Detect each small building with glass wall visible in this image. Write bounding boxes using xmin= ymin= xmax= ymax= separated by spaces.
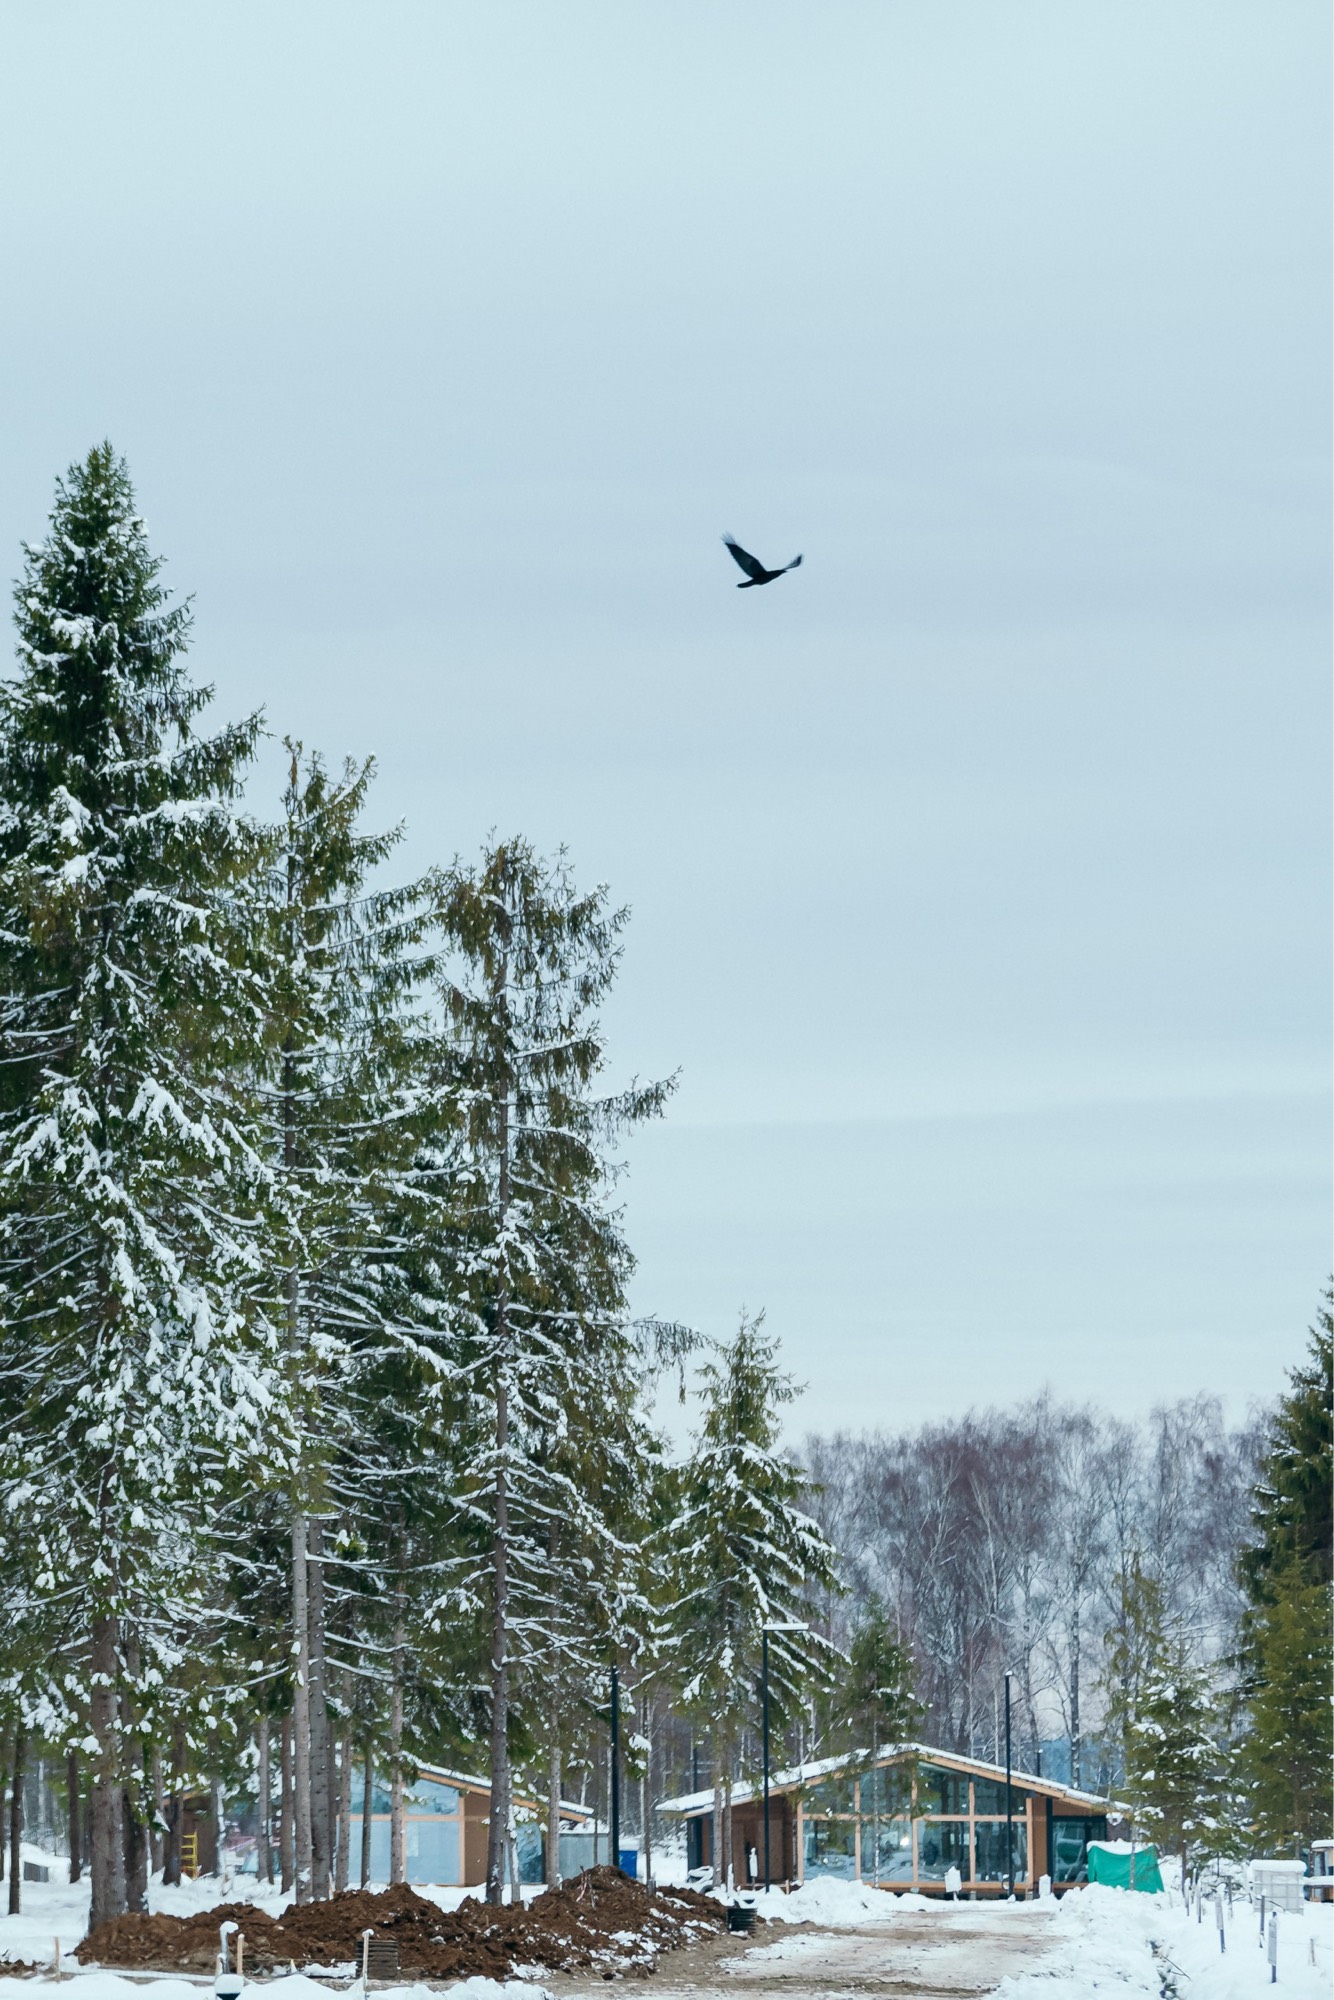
xmin=349 ymin=1763 xmax=593 ymax=1887
xmin=661 ymin=1743 xmax=1110 ymax=1897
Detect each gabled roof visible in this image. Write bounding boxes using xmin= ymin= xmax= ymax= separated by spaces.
xmin=408 ymin=1758 xmax=591 ymax=1820
xmin=657 ymin=1741 xmax=1110 ymax=1816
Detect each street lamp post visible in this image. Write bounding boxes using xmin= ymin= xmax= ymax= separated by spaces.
xmin=762 ymin=1629 xmax=771 ymax=1892
xmin=610 ymin=1662 xmax=621 ymax=1875
xmin=1004 ymin=1671 xmax=1014 ymax=1900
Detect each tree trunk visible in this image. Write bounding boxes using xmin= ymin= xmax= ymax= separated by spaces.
xmin=161 ymin=1721 xmax=185 ymax=1888
xmin=67 ymin=1751 xmax=82 ymax=1885
xmin=711 ymin=1776 xmax=722 ymax=1891
xmin=360 ymin=1746 xmax=373 ymax=1888
xmin=308 ymin=1515 xmax=332 ymax=1899
xmin=485 ymin=955 xmax=513 ymax=1908
xmin=284 ymin=987 xmax=313 ymax=1906
xmin=280 ymin=1717 xmax=294 ymax=1892
xmin=291 ymin=1510 xmax=314 ymax=1901
xmin=335 ymin=1689 xmax=352 ymax=1893
xmin=389 ymin=1586 xmax=406 ymax=1885
xmin=257 ymin=1719 xmax=272 ymax=1885
xmin=89 ymin=1612 xmax=127 ymax=1930
xmin=723 ymin=1772 xmax=733 ymax=1892
xmin=546 ymin=1726 xmax=562 ymax=1888
xmin=8 ymin=1724 xmax=24 ymax=1916
xmin=149 ymin=1743 xmax=164 ymax=1876
xmin=121 ymin=1630 xmax=148 ymax=1913
xmin=639 ymin=1694 xmax=652 ymax=1887
xmin=1069 ymin=1604 xmax=1082 ymax=1791
xmin=485 ymin=1370 xmax=511 ymax=1904
xmin=123 ymin=1771 xmax=148 ymax=1912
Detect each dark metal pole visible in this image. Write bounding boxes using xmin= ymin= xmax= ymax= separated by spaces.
xmin=610 ymin=1663 xmax=621 ymax=1874
xmin=1004 ymin=1672 xmax=1014 ymax=1899
xmin=762 ymin=1629 xmax=771 ymax=1893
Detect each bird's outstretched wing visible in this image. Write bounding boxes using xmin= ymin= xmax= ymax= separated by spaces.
xmin=723 ymin=534 xmax=766 ymax=582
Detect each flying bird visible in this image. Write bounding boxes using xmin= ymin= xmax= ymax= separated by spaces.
xmin=722 ymin=534 xmax=803 ymax=588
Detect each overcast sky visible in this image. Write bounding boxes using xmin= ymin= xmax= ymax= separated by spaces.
xmin=1 ymin=3 xmax=1328 ymax=1440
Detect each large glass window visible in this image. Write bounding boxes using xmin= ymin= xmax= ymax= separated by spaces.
xmin=973 ymin=1779 xmax=1026 ymax=1816
xmin=804 ymin=1818 xmax=857 ymax=1878
xmin=408 ymin=1779 xmax=461 ymax=1815
xmin=916 ymin=1764 xmax=969 ymax=1816
xmin=807 ymin=1775 xmax=856 ymax=1815
xmin=349 ymin=1775 xmax=461 ymax=1816
xmin=974 ymin=1821 xmax=1028 ymax=1883
xmin=916 ymin=1820 xmax=969 ymax=1878
xmin=860 ymin=1766 xmax=913 ymax=1817
xmin=1052 ymin=1817 xmax=1106 ymax=1884
xmin=516 ymin=1822 xmax=544 ymax=1884
xmin=859 ymin=1819 xmax=914 ymax=1881
xmin=349 ymin=1778 xmax=396 ymax=1815
xmin=406 ymin=1817 xmax=461 ymax=1883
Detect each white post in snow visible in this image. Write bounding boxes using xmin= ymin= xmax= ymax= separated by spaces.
xmin=1267 ymin=1909 xmax=1278 ymax=1984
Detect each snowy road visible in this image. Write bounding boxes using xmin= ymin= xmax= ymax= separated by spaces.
xmin=565 ymin=1907 xmax=1059 ymax=1999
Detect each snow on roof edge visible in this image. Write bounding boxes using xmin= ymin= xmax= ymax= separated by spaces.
xmin=408 ymin=1755 xmax=590 ymax=1819
xmin=656 ymin=1741 xmax=1111 ymax=1816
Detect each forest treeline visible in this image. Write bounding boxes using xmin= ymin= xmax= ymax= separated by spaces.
xmin=804 ymin=1393 xmax=1261 ymax=1789
xmin=0 ymin=449 xmax=1327 ymax=1935
xmin=805 ymin=1346 xmax=1334 ymax=1856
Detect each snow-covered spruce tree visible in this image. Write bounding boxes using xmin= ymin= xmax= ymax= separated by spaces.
xmin=252 ymin=742 xmax=436 ymax=1899
xmin=1121 ymin=1633 xmax=1233 ymax=1883
xmin=667 ymin=1314 xmax=839 ymax=1886
xmin=1236 ymin=1295 xmax=1332 ymax=1851
xmin=427 ymin=838 xmax=671 ymax=1904
xmin=0 ymin=447 xmax=282 ymax=1927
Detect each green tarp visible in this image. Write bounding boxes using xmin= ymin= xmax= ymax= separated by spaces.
xmin=1087 ymin=1842 xmax=1164 ymax=1893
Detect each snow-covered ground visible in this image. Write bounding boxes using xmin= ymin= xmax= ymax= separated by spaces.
xmin=998 ymin=1883 xmax=1333 ymax=2000
xmin=748 ymin=1876 xmax=932 ymax=1924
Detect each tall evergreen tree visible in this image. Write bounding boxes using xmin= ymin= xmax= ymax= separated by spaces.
xmin=0 ymin=446 xmax=283 ymax=1925
xmin=1237 ymin=1295 xmax=1333 ymax=1851
xmin=667 ymin=1314 xmax=839 ymax=1884
xmin=255 ymin=742 xmax=434 ymax=1899
xmin=1121 ymin=1633 xmax=1231 ymax=1881
xmin=428 ymin=838 xmax=671 ymax=1903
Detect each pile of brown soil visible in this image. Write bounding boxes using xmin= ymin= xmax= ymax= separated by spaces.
xmin=78 ymin=1870 xmax=731 ymax=1981
xmin=76 ymin=1903 xmax=283 ymax=1974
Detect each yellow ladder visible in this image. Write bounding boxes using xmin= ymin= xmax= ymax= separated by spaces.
xmin=180 ymin=1833 xmax=199 ymax=1879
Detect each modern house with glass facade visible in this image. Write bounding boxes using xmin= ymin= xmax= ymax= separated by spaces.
xmin=661 ymin=1743 xmax=1111 ymax=1897
xmin=349 ymin=1764 xmax=593 ymax=1887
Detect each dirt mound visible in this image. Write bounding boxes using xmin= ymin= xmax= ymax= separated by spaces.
xmin=79 ymin=1870 xmax=730 ymax=1979
xmin=77 ymin=1903 xmax=282 ymax=1974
